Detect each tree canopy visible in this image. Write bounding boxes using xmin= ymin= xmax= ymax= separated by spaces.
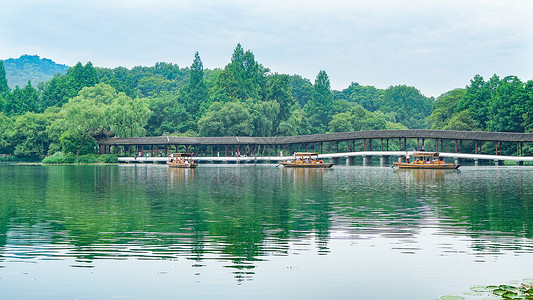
xmin=1 ymin=44 xmax=533 ymax=159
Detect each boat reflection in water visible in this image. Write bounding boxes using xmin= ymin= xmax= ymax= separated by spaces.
xmin=167 ymin=166 xmax=196 ymax=185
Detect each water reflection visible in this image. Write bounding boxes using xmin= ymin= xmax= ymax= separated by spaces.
xmin=1 ymin=165 xmax=533 ymax=282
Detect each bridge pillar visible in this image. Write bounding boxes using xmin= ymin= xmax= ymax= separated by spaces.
xmin=474 ymin=158 xmax=479 ymax=167
xmin=454 ymin=157 xmax=462 ymax=165
xmin=517 ymin=161 xmax=523 ymax=166
xmin=346 ymin=156 xmax=355 ymax=166
xmin=332 ymin=157 xmax=340 ymax=165
xmin=363 ymin=155 xmax=373 ymax=166
xmin=380 ymin=156 xmax=390 ymax=167
xmin=494 ymin=160 xmax=501 ymax=166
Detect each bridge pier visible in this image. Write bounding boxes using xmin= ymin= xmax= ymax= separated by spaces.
xmin=517 ymin=161 xmax=524 ymax=166
xmin=454 ymin=157 xmax=462 ymax=165
xmin=363 ymin=155 xmax=373 ymax=166
xmin=494 ymin=160 xmax=501 ymax=166
xmin=346 ymin=156 xmax=355 ymax=166
xmin=380 ymin=156 xmax=390 ymax=167
xmin=474 ymin=158 xmax=479 ymax=167
xmin=332 ymin=157 xmax=340 ymax=165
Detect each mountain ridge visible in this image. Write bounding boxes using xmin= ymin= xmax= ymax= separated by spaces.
xmin=1 ymin=55 xmax=69 ymax=89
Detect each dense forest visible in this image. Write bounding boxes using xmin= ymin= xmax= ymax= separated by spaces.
xmin=1 ymin=44 xmax=532 ymax=159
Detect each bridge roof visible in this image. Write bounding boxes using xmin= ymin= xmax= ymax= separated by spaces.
xmin=98 ymin=130 xmax=533 ymax=146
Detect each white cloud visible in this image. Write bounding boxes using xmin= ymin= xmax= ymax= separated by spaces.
xmin=1 ymin=0 xmax=532 ymax=96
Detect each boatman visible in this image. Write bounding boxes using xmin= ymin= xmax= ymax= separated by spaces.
xmin=405 ymin=151 xmax=410 ymax=163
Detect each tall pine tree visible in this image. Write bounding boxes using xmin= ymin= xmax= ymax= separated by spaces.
xmin=0 ymin=61 xmax=10 ymax=95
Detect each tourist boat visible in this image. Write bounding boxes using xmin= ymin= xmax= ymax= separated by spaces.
xmin=280 ymin=152 xmax=334 ymax=168
xmin=167 ymin=153 xmax=198 ymax=168
xmin=393 ymin=152 xmax=460 ymax=169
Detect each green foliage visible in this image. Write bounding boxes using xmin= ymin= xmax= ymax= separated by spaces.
xmin=442 ymin=110 xmax=480 ymax=131
xmin=487 ymin=76 xmax=528 ymax=132
xmin=335 ymin=82 xmax=384 ymax=112
xmin=0 ymin=155 xmax=16 ymax=162
xmin=304 ymin=70 xmax=334 ymax=133
xmin=97 ymin=154 xmax=119 ymax=163
xmin=181 ymin=52 xmax=209 ymax=119
xmin=145 ymin=93 xmax=193 ymax=135
xmin=0 ymin=61 xmax=10 ymax=95
xmin=0 ymin=112 xmax=13 ymax=154
xmin=60 ymin=130 xmax=97 ymax=155
xmin=328 ymin=105 xmax=406 ymax=133
xmin=377 ymin=85 xmax=432 ymax=129
xmin=426 ymin=89 xmax=466 ymax=129
xmin=42 ymin=152 xmax=76 ymax=164
xmin=266 ymin=73 xmax=296 ymax=123
xmin=75 ymin=154 xmax=98 ymax=164
xmin=198 ymin=102 xmax=253 ymax=136
xmin=40 ymin=62 xmax=100 ymax=109
xmin=444 ymin=280 xmax=533 ymax=300
xmin=8 ymin=112 xmax=52 ymax=158
xmin=4 ymin=48 xmax=533 ymax=156
xmin=2 ymin=81 xmax=40 ymax=116
xmin=289 ymin=75 xmax=313 ymax=108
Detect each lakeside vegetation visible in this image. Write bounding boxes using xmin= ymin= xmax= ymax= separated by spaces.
xmin=1 ymin=44 xmax=533 ymax=161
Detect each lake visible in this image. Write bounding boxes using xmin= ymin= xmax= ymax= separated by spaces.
xmin=1 ymin=164 xmax=532 ymax=299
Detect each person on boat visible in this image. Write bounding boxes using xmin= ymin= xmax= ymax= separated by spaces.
xmin=405 ymin=151 xmax=410 ymax=163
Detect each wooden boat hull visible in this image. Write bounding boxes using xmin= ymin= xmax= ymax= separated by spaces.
xmin=280 ymin=162 xmax=334 ymax=168
xmin=393 ymin=162 xmax=460 ymax=169
xmin=167 ymin=162 xmax=198 ymax=168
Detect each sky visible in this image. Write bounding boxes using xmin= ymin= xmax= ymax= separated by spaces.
xmin=1 ymin=0 xmax=532 ymax=97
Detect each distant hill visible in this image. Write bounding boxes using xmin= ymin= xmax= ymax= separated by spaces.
xmin=2 ymin=55 xmax=69 ymax=89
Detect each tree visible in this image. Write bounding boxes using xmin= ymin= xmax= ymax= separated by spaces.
xmin=146 ymin=93 xmax=193 ymax=136
xmin=8 ymin=112 xmax=52 ymax=158
xmin=456 ymin=74 xmax=499 ymax=129
xmin=289 ymin=75 xmax=313 ymax=108
xmin=181 ymin=52 xmax=209 ymax=118
xmin=442 ymin=110 xmax=480 ymax=131
xmin=426 ymin=89 xmax=466 ymax=129
xmin=245 ymin=99 xmax=280 ymax=136
xmin=226 ymin=44 xmax=268 ymax=101
xmin=267 ymin=73 xmax=296 ymax=123
xmin=304 ymin=70 xmax=334 ymax=133
xmin=487 ymin=76 xmax=526 ymax=132
xmin=0 ymin=61 xmax=10 ymax=96
xmin=0 ymin=112 xmax=13 ymax=154
xmin=41 ymin=62 xmax=100 ymax=109
xmin=198 ymin=102 xmax=253 ymax=136
xmin=107 ymin=95 xmax=151 ymax=138
xmin=278 ymin=109 xmax=311 ymax=136
xmin=377 ymin=85 xmax=432 ymax=129
xmin=54 ymin=83 xmax=150 ymax=155
xmin=336 ymin=82 xmax=384 ymax=112
xmin=2 ymin=81 xmax=39 ymax=116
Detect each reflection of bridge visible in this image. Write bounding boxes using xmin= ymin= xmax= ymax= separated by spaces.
xmin=98 ymin=129 xmax=533 ymax=166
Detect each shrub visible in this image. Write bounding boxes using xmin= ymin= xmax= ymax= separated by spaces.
xmin=97 ymin=154 xmax=119 ymax=163
xmin=42 ymin=152 xmax=76 ymax=164
xmin=75 ymin=154 xmax=98 ymax=164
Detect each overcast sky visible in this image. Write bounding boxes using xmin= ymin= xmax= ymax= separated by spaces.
xmin=1 ymin=0 xmax=532 ymax=97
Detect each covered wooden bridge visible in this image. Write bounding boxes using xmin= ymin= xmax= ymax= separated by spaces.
xmin=97 ymin=129 xmax=533 ymax=159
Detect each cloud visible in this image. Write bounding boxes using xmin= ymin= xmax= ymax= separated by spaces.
xmin=1 ymin=0 xmax=532 ymax=97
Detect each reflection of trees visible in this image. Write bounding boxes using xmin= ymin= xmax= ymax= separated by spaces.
xmin=2 ymin=165 xmax=533 ymax=279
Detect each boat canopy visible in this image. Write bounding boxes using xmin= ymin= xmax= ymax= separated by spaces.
xmin=170 ymin=153 xmax=194 ymax=158
xmin=293 ymin=152 xmax=319 ymax=158
xmin=412 ymin=152 xmax=440 ymax=158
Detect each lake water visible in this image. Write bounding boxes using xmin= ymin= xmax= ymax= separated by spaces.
xmin=1 ymin=164 xmax=532 ymax=299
